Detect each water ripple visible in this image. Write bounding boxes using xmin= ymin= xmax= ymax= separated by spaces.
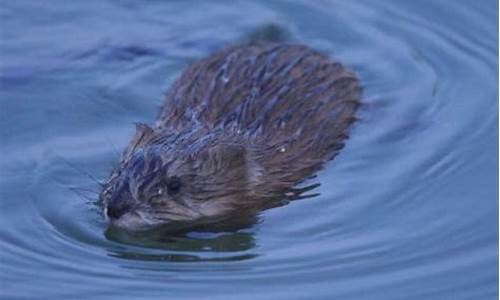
xmin=0 ymin=0 xmax=497 ymax=299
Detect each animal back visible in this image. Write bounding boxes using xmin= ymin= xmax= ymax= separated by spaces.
xmin=159 ymin=43 xmax=361 ymax=167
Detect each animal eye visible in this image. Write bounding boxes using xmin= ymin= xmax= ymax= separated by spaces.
xmin=151 ymin=186 xmax=164 ymax=196
xmin=166 ymin=176 xmax=181 ymax=195
xmin=147 ymin=185 xmax=165 ymax=205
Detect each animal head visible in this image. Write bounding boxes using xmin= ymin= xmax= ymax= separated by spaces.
xmin=100 ymin=124 xmax=260 ymax=231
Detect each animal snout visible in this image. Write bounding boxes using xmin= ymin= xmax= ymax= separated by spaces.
xmin=106 ymin=199 xmax=132 ymax=219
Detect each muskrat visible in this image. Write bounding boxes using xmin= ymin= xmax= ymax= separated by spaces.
xmin=100 ymin=43 xmax=361 ymax=232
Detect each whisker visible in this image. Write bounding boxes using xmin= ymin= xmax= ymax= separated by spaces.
xmin=286 ymin=192 xmax=320 ymax=201
xmin=68 ymin=187 xmax=97 ymax=203
xmin=54 ymin=153 xmax=104 ymax=186
xmin=70 ymin=186 xmax=100 ymax=195
xmin=104 ymin=135 xmax=121 ymax=159
xmin=289 ymin=183 xmax=321 ymax=196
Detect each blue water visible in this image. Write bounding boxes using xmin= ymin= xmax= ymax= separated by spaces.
xmin=1 ymin=1 xmax=498 ymax=299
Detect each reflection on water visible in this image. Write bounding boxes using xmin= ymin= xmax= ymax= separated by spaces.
xmin=105 ymin=229 xmax=257 ymax=262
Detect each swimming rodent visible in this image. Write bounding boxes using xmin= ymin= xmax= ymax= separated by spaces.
xmin=100 ymin=43 xmax=361 ymax=232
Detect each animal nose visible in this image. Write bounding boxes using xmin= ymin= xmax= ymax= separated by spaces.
xmin=106 ymin=200 xmax=131 ymax=219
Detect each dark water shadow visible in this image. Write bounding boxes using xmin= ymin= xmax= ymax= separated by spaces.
xmin=104 ymin=225 xmax=258 ymax=262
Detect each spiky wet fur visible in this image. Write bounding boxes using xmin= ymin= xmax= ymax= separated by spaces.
xmin=101 ymin=43 xmax=361 ymax=232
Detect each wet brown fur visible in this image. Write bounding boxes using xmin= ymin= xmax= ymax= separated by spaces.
xmin=101 ymin=43 xmax=361 ymax=231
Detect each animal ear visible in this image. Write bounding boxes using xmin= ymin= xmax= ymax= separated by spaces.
xmin=123 ymin=123 xmax=155 ymax=159
xmin=204 ymin=144 xmax=247 ymax=172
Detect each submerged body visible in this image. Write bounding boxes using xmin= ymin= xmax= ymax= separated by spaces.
xmin=100 ymin=44 xmax=361 ymax=232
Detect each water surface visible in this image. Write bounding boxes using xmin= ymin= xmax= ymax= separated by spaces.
xmin=1 ymin=1 xmax=498 ymax=299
